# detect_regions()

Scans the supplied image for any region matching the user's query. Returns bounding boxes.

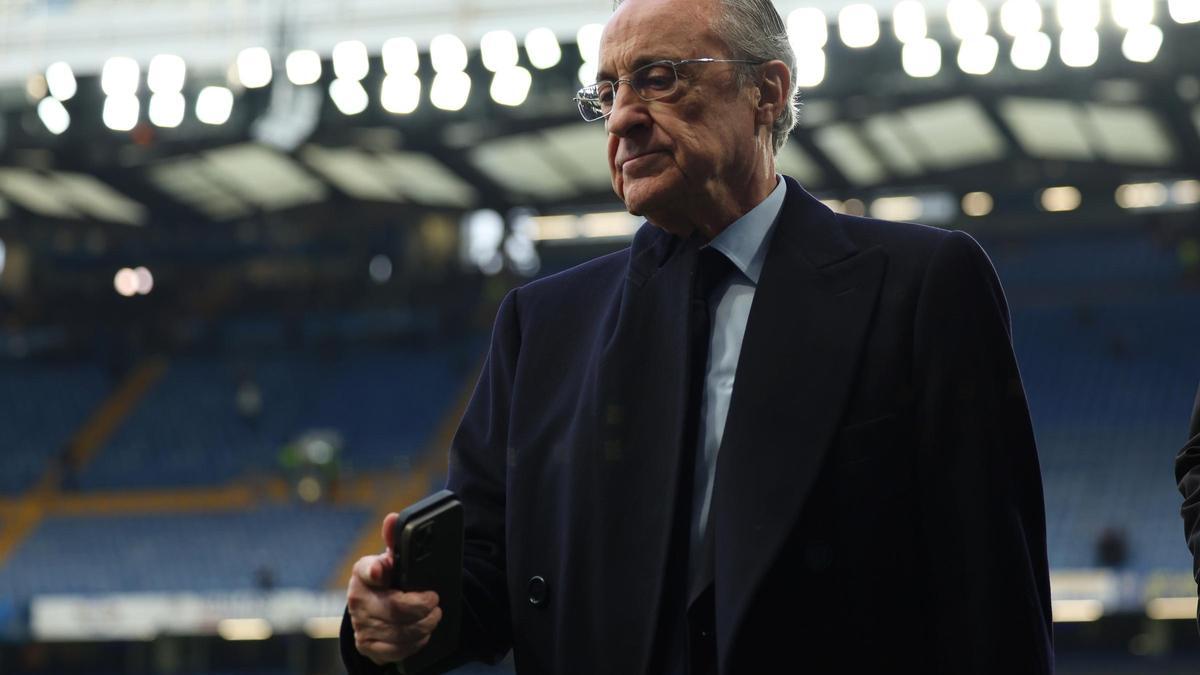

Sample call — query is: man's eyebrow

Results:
[595,55,680,81]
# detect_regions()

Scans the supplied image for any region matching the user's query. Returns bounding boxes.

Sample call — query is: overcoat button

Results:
[527,575,549,607]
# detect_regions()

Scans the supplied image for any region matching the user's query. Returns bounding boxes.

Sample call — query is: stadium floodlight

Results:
[102,95,139,131]
[37,97,70,134]
[101,57,140,96]
[1172,179,1200,204]
[787,8,829,49]
[958,34,999,74]
[490,66,532,106]
[333,40,370,81]
[381,74,421,114]
[431,71,471,111]
[962,191,994,216]
[148,92,185,128]
[1041,185,1082,211]
[1169,0,1200,22]
[902,38,942,77]
[383,37,419,75]
[481,30,519,73]
[1115,182,1168,208]
[195,86,234,125]
[838,4,880,48]
[148,54,186,94]
[1000,0,1043,36]
[1059,28,1099,66]
[794,47,826,87]
[286,50,322,85]
[114,268,139,297]
[576,23,604,62]
[525,27,562,69]
[947,0,990,39]
[1113,0,1155,27]
[45,62,77,101]
[134,267,154,295]
[1122,24,1163,62]
[893,1,927,43]
[578,61,597,86]
[430,34,469,73]
[329,78,369,115]
[1057,0,1100,29]
[237,47,272,88]
[1011,31,1053,70]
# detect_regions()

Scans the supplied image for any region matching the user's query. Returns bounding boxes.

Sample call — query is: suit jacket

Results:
[342,176,1054,674]
[1175,385,1200,624]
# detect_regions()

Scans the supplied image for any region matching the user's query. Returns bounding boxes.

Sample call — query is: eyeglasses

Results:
[574,57,764,122]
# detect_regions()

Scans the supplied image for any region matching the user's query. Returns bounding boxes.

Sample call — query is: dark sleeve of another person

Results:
[911,230,1054,673]
[341,290,520,674]
[1174,384,1200,627]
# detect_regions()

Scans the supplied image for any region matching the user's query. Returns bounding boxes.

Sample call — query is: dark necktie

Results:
[678,243,736,675]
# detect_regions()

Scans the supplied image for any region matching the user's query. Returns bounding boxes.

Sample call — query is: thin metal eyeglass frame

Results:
[573,57,764,122]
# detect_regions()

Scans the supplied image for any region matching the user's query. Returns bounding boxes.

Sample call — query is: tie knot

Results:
[696,246,737,300]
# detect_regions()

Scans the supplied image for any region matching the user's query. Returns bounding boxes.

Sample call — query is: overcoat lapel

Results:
[591,225,699,673]
[711,178,888,672]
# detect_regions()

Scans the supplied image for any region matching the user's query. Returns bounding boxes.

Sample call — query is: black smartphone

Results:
[390,489,463,673]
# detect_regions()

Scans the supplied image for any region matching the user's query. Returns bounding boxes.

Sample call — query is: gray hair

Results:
[613,0,800,154]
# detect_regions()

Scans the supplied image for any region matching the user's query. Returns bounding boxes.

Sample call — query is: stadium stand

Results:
[0,362,110,495]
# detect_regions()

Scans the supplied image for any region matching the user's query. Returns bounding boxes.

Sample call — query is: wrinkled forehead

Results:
[599,0,722,75]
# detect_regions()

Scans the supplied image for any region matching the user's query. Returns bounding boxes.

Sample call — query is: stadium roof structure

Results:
[0,0,1197,242]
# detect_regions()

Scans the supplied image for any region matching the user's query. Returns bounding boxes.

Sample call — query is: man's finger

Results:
[351,553,391,588]
[381,512,399,551]
[388,590,439,622]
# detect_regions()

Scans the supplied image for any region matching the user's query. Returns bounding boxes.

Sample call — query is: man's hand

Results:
[347,512,443,666]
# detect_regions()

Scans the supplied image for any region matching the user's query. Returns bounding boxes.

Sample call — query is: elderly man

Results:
[342,0,1054,672]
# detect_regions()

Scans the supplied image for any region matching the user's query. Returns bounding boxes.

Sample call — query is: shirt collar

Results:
[706,175,786,286]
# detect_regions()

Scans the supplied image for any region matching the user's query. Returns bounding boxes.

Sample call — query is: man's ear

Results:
[754,60,791,129]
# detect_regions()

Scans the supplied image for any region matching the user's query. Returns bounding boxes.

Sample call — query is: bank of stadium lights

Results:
[482,30,533,107]
[576,23,603,86]
[236,47,273,89]
[101,56,140,131]
[1110,0,1163,62]
[838,4,880,48]
[1170,0,1200,22]
[330,40,370,114]
[525,28,562,70]
[286,50,322,86]
[381,37,421,114]
[195,86,234,125]
[113,266,153,297]
[787,9,827,87]
[891,3,940,78]
[1057,0,1101,67]
[1000,0,1052,70]
[430,34,471,111]
[147,54,186,128]
[1115,182,1168,208]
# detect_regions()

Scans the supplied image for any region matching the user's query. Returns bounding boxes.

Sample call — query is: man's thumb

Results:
[381,512,399,551]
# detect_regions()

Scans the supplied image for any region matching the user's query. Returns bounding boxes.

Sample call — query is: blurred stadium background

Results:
[0,0,1198,672]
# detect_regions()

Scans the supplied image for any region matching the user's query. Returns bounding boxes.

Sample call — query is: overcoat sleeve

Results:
[911,230,1054,673]
[342,289,520,674]
[1175,384,1200,626]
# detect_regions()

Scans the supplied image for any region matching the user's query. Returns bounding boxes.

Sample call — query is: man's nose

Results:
[605,83,650,137]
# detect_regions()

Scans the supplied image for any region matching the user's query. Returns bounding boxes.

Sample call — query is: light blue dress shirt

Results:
[688,175,787,581]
